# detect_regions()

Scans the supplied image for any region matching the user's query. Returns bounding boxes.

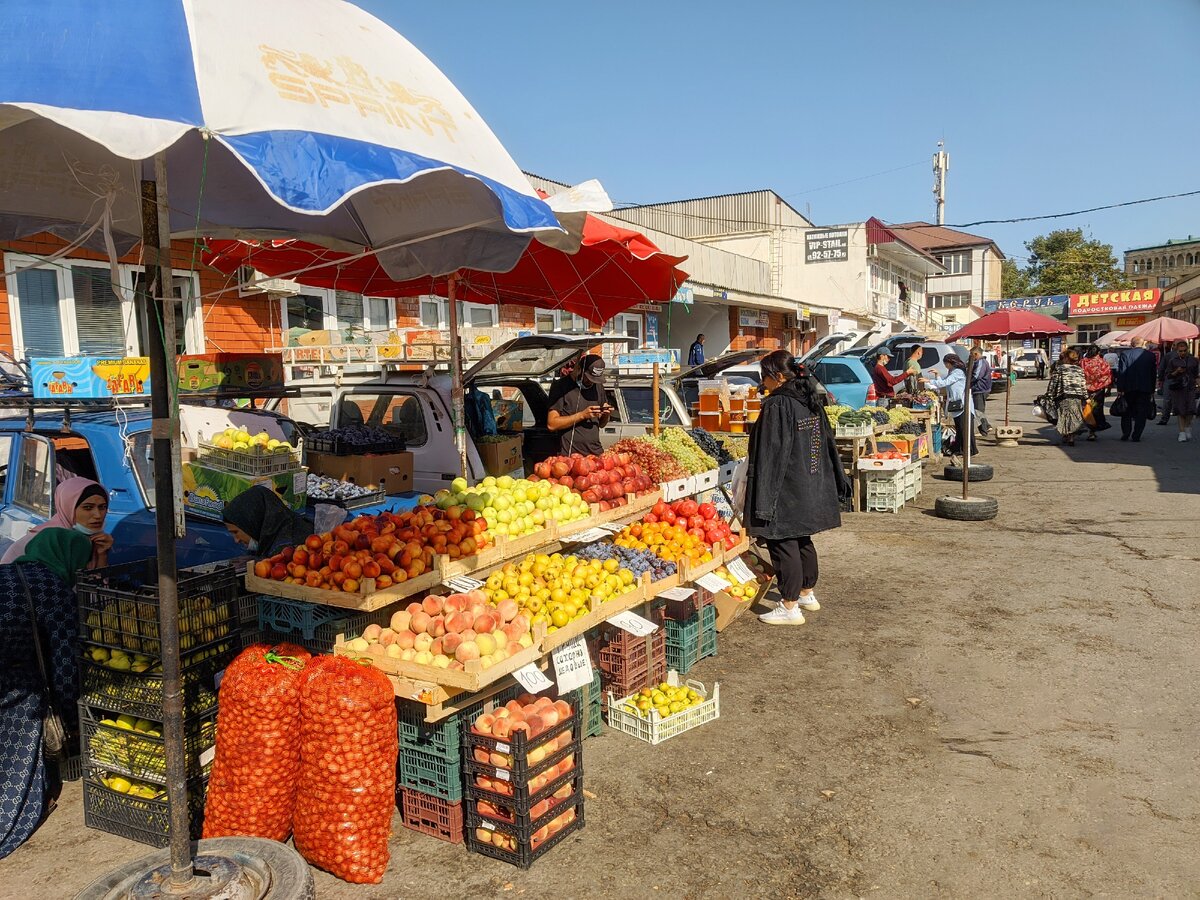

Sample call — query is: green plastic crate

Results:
[398,744,463,802]
[665,606,718,675]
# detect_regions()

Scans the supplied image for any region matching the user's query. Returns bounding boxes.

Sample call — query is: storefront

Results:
[1067,289,1161,344]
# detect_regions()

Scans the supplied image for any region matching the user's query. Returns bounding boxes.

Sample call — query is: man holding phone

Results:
[548,354,611,455]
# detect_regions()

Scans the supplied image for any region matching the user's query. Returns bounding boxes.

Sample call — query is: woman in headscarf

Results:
[0,529,93,858]
[0,477,113,568]
[1047,348,1088,447]
[222,486,314,559]
[744,351,850,626]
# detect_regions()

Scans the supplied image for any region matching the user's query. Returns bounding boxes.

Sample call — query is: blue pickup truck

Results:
[0,409,245,566]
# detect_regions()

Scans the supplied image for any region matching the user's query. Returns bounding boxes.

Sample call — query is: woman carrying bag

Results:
[0,529,94,858]
[743,351,850,626]
[922,354,975,459]
[1047,349,1089,446]
[1081,345,1114,440]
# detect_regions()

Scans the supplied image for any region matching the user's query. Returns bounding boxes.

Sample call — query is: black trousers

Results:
[765,536,818,599]
[1120,391,1151,440]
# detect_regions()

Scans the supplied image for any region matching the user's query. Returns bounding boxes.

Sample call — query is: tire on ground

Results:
[934,494,999,521]
[942,463,994,482]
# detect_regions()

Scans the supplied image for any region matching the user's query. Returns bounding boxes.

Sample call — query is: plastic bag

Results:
[293,656,398,884]
[203,642,312,841]
[730,458,748,518]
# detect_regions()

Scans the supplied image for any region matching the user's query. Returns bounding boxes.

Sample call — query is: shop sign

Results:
[645,313,659,347]
[1069,288,1160,317]
[805,228,849,263]
[31,357,152,399]
[1115,316,1147,327]
[738,309,770,329]
[982,295,1069,320]
[672,284,693,306]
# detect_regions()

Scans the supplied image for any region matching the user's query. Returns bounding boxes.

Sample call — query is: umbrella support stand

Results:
[995,342,1022,447]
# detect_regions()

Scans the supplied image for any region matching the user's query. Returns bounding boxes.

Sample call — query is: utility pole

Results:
[933,141,949,225]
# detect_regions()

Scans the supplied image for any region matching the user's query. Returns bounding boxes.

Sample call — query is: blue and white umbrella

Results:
[0,0,561,278]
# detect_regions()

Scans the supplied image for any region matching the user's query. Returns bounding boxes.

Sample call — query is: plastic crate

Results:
[463,706,581,781]
[198,439,301,476]
[306,429,406,456]
[663,589,714,623]
[597,630,665,684]
[305,479,386,511]
[261,597,405,653]
[83,770,207,848]
[664,606,717,676]
[236,591,259,625]
[79,646,231,721]
[836,423,873,439]
[932,423,943,455]
[863,470,906,513]
[398,744,464,801]
[606,676,720,745]
[398,787,464,844]
[77,560,239,658]
[465,797,584,869]
[60,755,82,783]
[561,671,603,740]
[79,702,216,784]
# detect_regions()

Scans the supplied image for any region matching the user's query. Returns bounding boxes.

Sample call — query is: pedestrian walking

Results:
[1162,341,1199,442]
[1156,342,1177,425]
[1081,345,1113,440]
[0,530,94,859]
[922,354,976,458]
[687,334,705,366]
[970,347,993,436]
[1047,349,1088,446]
[1115,338,1158,442]
[743,350,850,626]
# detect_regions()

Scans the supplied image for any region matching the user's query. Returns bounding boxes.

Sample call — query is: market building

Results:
[1125,235,1200,290]
[888,222,1004,330]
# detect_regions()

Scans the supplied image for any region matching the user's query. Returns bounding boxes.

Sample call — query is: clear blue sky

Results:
[360,0,1200,265]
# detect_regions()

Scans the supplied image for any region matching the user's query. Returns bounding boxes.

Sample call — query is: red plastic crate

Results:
[398,787,464,844]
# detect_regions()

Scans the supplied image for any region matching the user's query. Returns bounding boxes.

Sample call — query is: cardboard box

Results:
[182,463,306,520]
[177,353,284,393]
[306,450,413,494]
[31,357,151,400]
[478,435,523,477]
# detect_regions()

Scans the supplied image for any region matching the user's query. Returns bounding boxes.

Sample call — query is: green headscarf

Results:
[15,528,94,586]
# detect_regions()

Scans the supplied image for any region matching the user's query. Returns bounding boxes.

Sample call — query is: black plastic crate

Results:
[83,770,207,848]
[79,645,232,721]
[79,702,216,785]
[465,797,584,869]
[465,762,582,824]
[463,706,581,780]
[464,732,581,799]
[78,560,239,657]
[260,596,405,652]
[306,429,407,456]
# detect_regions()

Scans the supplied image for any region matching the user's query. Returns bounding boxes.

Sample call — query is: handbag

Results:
[1082,397,1096,426]
[946,397,964,415]
[1033,394,1059,425]
[1110,394,1128,417]
[17,566,70,765]
[730,458,748,517]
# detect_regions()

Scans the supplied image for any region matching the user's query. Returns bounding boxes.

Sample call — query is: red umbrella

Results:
[203,216,688,326]
[946,308,1072,341]
[1118,316,1199,344]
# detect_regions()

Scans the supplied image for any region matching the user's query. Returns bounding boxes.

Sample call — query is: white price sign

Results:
[725,557,755,584]
[696,573,733,593]
[657,586,695,601]
[606,610,658,636]
[199,746,216,768]
[551,636,594,693]
[512,662,554,694]
[446,575,484,592]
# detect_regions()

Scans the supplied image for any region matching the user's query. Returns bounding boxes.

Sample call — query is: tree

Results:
[1020,228,1132,296]
[1001,258,1033,299]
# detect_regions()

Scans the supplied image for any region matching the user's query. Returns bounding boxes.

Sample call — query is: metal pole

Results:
[140,159,192,885]
[652,362,661,437]
[962,357,975,501]
[447,273,469,478]
[1004,339,1012,425]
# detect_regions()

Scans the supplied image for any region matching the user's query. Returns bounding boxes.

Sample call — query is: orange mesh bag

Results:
[293,656,398,884]
[202,643,312,841]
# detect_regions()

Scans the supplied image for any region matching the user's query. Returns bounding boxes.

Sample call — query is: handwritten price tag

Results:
[552,636,594,693]
[695,573,733,593]
[199,746,216,768]
[606,610,658,636]
[446,575,484,592]
[513,662,554,694]
[725,557,755,584]
[657,586,695,601]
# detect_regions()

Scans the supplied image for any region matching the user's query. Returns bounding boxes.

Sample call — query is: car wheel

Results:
[934,494,999,521]
[942,463,994,482]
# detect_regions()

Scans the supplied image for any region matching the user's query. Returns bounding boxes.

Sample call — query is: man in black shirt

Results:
[548,354,610,455]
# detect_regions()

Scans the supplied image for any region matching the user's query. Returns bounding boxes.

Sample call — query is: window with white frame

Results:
[3,255,202,359]
[281,289,396,346]
[535,309,588,333]
[927,293,972,309]
[417,297,498,329]
[939,251,972,275]
[1075,324,1107,345]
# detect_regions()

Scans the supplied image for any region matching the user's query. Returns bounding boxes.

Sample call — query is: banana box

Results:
[177,354,283,394]
[31,357,151,399]
[182,462,306,520]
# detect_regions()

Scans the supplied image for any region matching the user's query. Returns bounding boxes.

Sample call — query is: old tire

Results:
[934,495,999,521]
[75,837,314,900]
[942,463,993,482]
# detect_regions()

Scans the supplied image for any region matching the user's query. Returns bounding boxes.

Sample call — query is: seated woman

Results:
[0,529,94,859]
[0,477,114,568]
[222,486,314,559]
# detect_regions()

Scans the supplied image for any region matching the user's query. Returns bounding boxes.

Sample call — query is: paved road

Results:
[5,381,1197,899]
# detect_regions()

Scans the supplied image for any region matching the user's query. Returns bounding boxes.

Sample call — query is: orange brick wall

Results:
[727,308,796,354]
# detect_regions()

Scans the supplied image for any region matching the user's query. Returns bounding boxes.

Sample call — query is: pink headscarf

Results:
[0,476,107,565]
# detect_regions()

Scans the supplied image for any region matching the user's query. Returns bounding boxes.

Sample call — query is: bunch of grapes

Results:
[717,434,748,459]
[865,408,891,425]
[895,422,924,436]
[574,541,677,580]
[824,404,851,427]
[887,406,914,427]
[651,428,717,475]
[687,428,733,464]
[611,438,687,482]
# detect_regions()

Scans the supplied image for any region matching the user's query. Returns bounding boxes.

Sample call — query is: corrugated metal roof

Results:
[608,190,812,240]
[889,221,1002,256]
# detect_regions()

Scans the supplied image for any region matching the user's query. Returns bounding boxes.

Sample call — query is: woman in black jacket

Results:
[744,351,851,626]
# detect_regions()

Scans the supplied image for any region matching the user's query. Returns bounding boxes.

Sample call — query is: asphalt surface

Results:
[4,380,1198,899]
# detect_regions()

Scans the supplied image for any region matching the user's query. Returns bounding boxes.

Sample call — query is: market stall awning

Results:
[204,215,689,326]
[946,309,1072,342]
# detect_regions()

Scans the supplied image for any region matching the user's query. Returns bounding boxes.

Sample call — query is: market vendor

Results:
[547,354,611,456]
[222,486,314,558]
[871,349,909,400]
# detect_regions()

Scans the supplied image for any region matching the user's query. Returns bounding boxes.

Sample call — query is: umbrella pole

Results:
[448,272,469,478]
[963,358,975,500]
[140,159,193,885]
[1004,339,1012,426]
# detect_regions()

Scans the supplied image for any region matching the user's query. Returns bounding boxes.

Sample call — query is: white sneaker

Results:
[1179,432,1188,442]
[798,593,820,611]
[759,604,806,626]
